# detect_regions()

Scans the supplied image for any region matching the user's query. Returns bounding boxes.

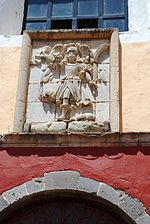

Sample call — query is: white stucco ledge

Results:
[119,31,150,43]
[0,31,150,46]
[0,35,22,47]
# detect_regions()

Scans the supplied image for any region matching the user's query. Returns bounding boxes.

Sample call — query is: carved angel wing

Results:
[31,46,52,65]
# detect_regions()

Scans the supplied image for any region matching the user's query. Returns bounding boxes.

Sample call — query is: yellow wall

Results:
[0,47,21,133]
[0,41,150,133]
[122,41,150,132]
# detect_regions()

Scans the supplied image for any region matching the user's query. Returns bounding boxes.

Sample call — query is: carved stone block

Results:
[96,82,109,102]
[68,121,104,133]
[96,102,110,124]
[14,29,119,134]
[27,83,41,102]
[31,123,49,132]
[48,122,67,133]
[29,66,42,84]
[26,102,55,123]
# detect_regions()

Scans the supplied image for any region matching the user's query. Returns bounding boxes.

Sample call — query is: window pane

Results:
[104,0,125,15]
[103,19,126,31]
[52,0,73,17]
[78,0,98,16]
[51,20,72,29]
[25,22,47,30]
[27,0,48,18]
[77,19,98,28]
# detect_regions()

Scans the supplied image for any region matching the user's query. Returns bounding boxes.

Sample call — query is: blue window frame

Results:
[23,0,128,31]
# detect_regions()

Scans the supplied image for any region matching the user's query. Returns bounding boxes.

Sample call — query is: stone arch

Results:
[93,43,109,80]
[0,170,149,223]
[94,43,109,64]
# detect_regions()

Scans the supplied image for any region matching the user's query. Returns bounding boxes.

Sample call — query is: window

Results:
[23,0,128,31]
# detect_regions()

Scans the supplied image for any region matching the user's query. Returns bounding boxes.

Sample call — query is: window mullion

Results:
[98,0,103,28]
[73,0,78,28]
[124,0,128,31]
[72,19,77,29]
[98,18,103,28]
[47,0,52,29]
[103,14,126,19]
[99,0,103,16]
[73,0,77,17]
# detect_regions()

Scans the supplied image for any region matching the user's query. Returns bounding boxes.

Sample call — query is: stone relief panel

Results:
[25,40,110,134]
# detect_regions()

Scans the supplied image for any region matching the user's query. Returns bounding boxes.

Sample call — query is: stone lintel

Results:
[26,28,115,40]
[0,132,150,148]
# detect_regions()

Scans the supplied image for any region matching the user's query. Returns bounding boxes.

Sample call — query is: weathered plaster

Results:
[0,0,25,35]
[148,0,150,30]
[128,0,150,32]
[0,146,150,214]
[0,47,21,133]
[122,41,150,132]
[119,31,150,43]
[0,35,22,47]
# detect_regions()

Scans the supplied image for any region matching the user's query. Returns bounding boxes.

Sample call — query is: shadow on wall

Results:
[2,146,150,157]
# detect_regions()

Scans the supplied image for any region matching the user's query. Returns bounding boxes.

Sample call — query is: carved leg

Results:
[57,106,67,121]
[63,88,70,106]
[57,88,70,121]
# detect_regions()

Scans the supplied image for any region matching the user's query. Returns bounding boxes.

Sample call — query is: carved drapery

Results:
[28,42,110,133]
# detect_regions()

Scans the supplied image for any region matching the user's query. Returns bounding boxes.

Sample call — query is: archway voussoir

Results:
[136,214,150,224]
[97,182,125,205]
[118,195,146,221]
[25,177,45,195]
[0,195,10,212]
[3,184,28,204]
[76,177,100,194]
[0,172,150,224]
[44,170,80,190]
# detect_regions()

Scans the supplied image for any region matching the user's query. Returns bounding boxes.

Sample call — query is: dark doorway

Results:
[1,192,133,224]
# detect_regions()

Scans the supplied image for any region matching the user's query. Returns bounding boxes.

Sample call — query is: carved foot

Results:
[79,100,92,107]
[57,115,65,121]
[69,117,76,122]
[76,113,95,121]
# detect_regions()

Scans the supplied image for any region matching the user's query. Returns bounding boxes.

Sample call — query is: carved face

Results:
[53,52,63,62]
[66,47,78,63]
[51,44,64,62]
[79,45,90,58]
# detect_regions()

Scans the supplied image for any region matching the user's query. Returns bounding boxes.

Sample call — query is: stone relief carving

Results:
[29,42,110,133]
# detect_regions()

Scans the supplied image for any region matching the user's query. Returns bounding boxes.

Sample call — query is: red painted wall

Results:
[0,146,150,213]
